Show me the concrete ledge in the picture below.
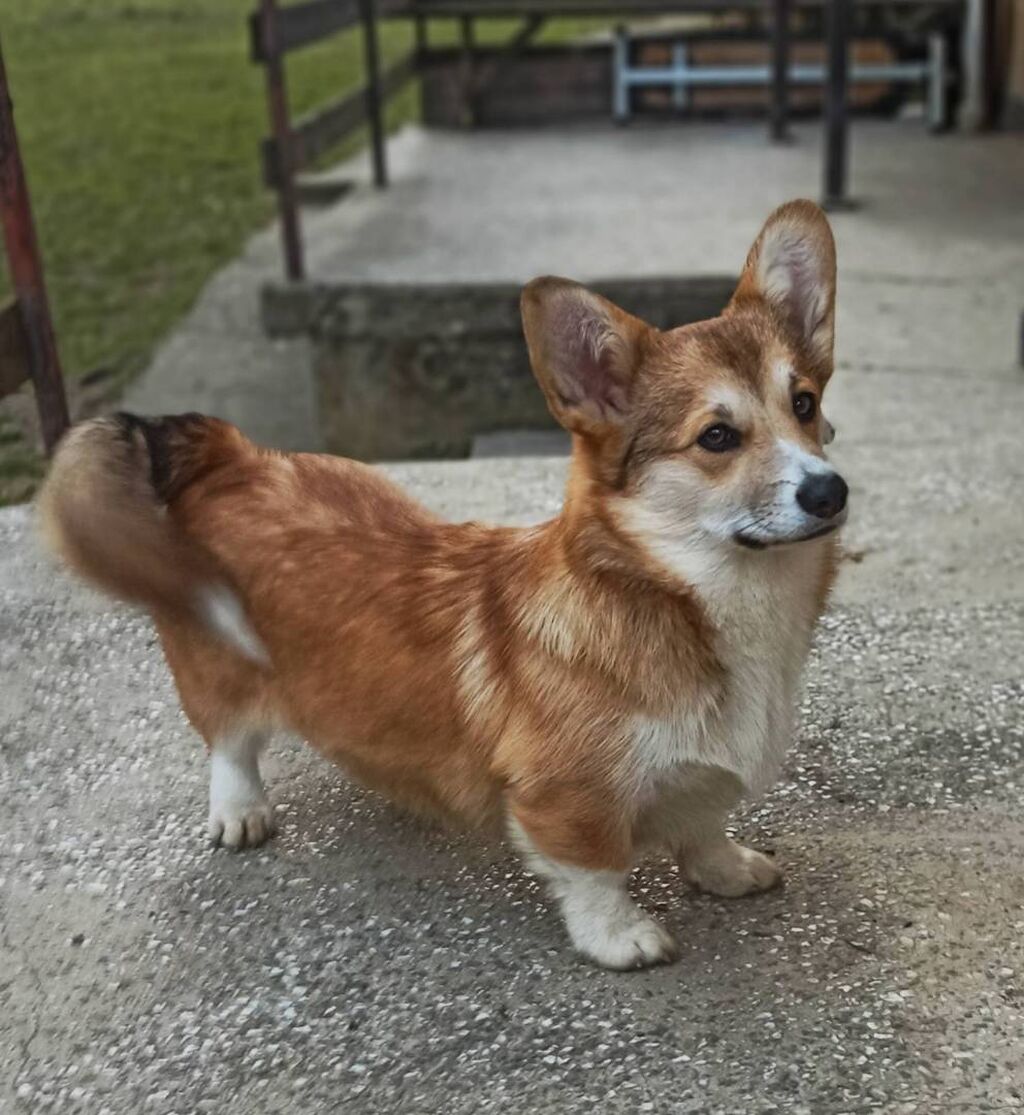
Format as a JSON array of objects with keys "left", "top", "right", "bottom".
[{"left": 262, "top": 275, "right": 736, "bottom": 459}]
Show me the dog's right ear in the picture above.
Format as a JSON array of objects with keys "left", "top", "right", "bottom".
[{"left": 521, "top": 278, "right": 648, "bottom": 437}]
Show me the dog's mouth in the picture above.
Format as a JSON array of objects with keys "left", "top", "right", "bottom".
[{"left": 733, "top": 521, "right": 841, "bottom": 551}]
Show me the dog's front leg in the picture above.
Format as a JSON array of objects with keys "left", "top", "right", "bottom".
[
  {"left": 671, "top": 767, "right": 781, "bottom": 898},
  {"left": 207, "top": 728, "right": 276, "bottom": 849},
  {"left": 680, "top": 828, "right": 782, "bottom": 897},
  {"left": 508, "top": 788, "right": 678, "bottom": 970}
]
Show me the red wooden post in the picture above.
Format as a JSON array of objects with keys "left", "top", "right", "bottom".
[
  {"left": 258, "top": 0, "right": 305, "bottom": 281},
  {"left": 0, "top": 35, "right": 70, "bottom": 453}
]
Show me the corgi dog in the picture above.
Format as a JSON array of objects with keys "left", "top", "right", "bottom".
[{"left": 40, "top": 200, "right": 847, "bottom": 970}]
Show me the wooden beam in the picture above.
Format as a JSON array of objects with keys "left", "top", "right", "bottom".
[
  {"left": 360, "top": 0, "right": 389, "bottom": 186},
  {"left": 400, "top": 0, "right": 960, "bottom": 16},
  {"left": 250, "top": 0, "right": 414, "bottom": 59},
  {"left": 258, "top": 0, "right": 305, "bottom": 279},
  {"left": 261, "top": 52, "right": 418, "bottom": 187},
  {"left": 0, "top": 44, "right": 69, "bottom": 451},
  {"left": 459, "top": 15, "right": 477, "bottom": 126},
  {"left": 0, "top": 299, "right": 29, "bottom": 399},
  {"left": 250, "top": 0, "right": 360, "bottom": 60},
  {"left": 472, "top": 14, "right": 545, "bottom": 99}
]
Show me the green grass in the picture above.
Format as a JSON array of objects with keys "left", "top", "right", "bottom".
[
  {"left": 0, "top": 0, "right": 420, "bottom": 501},
  {"left": 1, "top": 0, "right": 419, "bottom": 391},
  {"left": 0, "top": 1, "right": 601, "bottom": 502}
]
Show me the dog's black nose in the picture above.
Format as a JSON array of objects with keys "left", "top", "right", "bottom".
[{"left": 796, "top": 472, "right": 848, "bottom": 520}]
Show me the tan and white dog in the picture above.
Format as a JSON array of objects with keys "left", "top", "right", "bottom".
[{"left": 40, "top": 200, "right": 847, "bottom": 970}]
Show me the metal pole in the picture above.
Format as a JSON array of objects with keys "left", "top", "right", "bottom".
[
  {"left": 927, "top": 30, "right": 947, "bottom": 131},
  {"left": 822, "top": 0, "right": 853, "bottom": 209},
  {"left": 360, "top": 0, "right": 388, "bottom": 188},
  {"left": 459, "top": 15, "right": 476, "bottom": 127},
  {"left": 0, "top": 36, "right": 69, "bottom": 453},
  {"left": 414, "top": 0, "right": 428, "bottom": 61},
  {"left": 259, "top": 0, "right": 304, "bottom": 281},
  {"left": 613, "top": 26, "right": 630, "bottom": 122},
  {"left": 770, "top": 0, "right": 792, "bottom": 142}
]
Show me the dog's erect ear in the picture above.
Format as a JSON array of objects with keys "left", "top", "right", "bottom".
[
  {"left": 730, "top": 200, "right": 837, "bottom": 364},
  {"left": 520, "top": 278, "right": 647, "bottom": 436}
]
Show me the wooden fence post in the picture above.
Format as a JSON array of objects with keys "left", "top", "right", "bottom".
[
  {"left": 0, "top": 36, "right": 69, "bottom": 453},
  {"left": 258, "top": 0, "right": 305, "bottom": 280},
  {"left": 770, "top": 0, "right": 792, "bottom": 143},
  {"left": 822, "top": 0, "right": 854, "bottom": 208},
  {"left": 360, "top": 0, "right": 389, "bottom": 188}
]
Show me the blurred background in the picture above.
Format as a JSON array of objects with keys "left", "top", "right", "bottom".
[{"left": 1, "top": 0, "right": 1022, "bottom": 494}]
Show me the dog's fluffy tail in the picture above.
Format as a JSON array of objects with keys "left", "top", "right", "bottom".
[{"left": 38, "top": 412, "right": 268, "bottom": 664}]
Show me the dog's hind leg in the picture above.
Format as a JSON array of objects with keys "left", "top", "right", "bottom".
[
  {"left": 207, "top": 729, "right": 275, "bottom": 849},
  {"left": 155, "top": 615, "right": 279, "bottom": 850}
]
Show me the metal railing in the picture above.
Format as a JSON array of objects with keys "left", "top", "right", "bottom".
[
  {"left": 253, "top": 0, "right": 964, "bottom": 273},
  {"left": 249, "top": 0, "right": 417, "bottom": 280}
]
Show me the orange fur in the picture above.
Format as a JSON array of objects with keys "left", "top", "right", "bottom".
[{"left": 40, "top": 200, "right": 846, "bottom": 968}]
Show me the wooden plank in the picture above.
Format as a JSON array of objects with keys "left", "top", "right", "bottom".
[
  {"left": 262, "top": 92, "right": 365, "bottom": 186},
  {"left": 379, "top": 49, "right": 419, "bottom": 98},
  {"left": 258, "top": 0, "right": 305, "bottom": 279},
  {"left": 250, "top": 0, "right": 359, "bottom": 60},
  {"left": 261, "top": 52, "right": 417, "bottom": 186},
  {"left": 250, "top": 0, "right": 414, "bottom": 59},
  {"left": 360, "top": 0, "right": 389, "bottom": 185},
  {"left": 0, "top": 299, "right": 29, "bottom": 398},
  {"left": 401, "top": 0, "right": 960, "bottom": 16},
  {"left": 420, "top": 38, "right": 904, "bottom": 126},
  {"left": 471, "top": 14, "right": 545, "bottom": 100}
]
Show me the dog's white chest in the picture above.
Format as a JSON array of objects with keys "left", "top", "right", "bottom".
[{"left": 629, "top": 547, "right": 823, "bottom": 799}]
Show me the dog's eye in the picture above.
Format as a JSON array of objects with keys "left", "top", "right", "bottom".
[
  {"left": 697, "top": 424, "right": 741, "bottom": 452},
  {"left": 793, "top": 392, "right": 817, "bottom": 422}
]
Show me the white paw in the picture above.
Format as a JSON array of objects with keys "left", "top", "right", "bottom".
[
  {"left": 571, "top": 910, "right": 679, "bottom": 970},
  {"left": 685, "top": 840, "right": 782, "bottom": 898},
  {"left": 208, "top": 736, "right": 274, "bottom": 849},
  {"left": 208, "top": 799, "right": 276, "bottom": 849}
]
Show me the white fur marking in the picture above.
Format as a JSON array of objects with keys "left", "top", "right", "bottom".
[
  {"left": 616, "top": 451, "right": 836, "bottom": 801},
  {"left": 208, "top": 731, "right": 274, "bottom": 848},
  {"left": 705, "top": 383, "right": 752, "bottom": 422},
  {"left": 773, "top": 359, "right": 795, "bottom": 395},
  {"left": 508, "top": 820, "right": 677, "bottom": 969},
  {"left": 624, "top": 540, "right": 820, "bottom": 799},
  {"left": 198, "top": 584, "right": 270, "bottom": 666},
  {"left": 721, "top": 440, "right": 845, "bottom": 546}
]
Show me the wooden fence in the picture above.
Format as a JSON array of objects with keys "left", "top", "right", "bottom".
[
  {"left": 249, "top": 0, "right": 418, "bottom": 280},
  {"left": 251, "top": 0, "right": 968, "bottom": 280},
  {"left": 0, "top": 37, "right": 69, "bottom": 454}
]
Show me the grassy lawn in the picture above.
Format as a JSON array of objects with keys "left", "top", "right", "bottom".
[
  {"left": 0, "top": 1, "right": 598, "bottom": 503},
  {"left": 0, "top": 0, "right": 415, "bottom": 502},
  {"left": 2, "top": 0, "right": 420, "bottom": 390}
]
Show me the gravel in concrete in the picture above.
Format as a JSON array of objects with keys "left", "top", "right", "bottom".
[
  {"left": 3, "top": 370, "right": 1024, "bottom": 1111},
  {"left": 4, "top": 117, "right": 1024, "bottom": 1114}
]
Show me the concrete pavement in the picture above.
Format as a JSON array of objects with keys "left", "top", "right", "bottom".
[
  {"left": 3, "top": 118, "right": 1024, "bottom": 1113},
  {"left": 3, "top": 371, "right": 1024, "bottom": 1111}
]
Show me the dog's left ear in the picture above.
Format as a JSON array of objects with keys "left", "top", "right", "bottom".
[
  {"left": 521, "top": 277, "right": 648, "bottom": 437},
  {"left": 729, "top": 200, "right": 837, "bottom": 364}
]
